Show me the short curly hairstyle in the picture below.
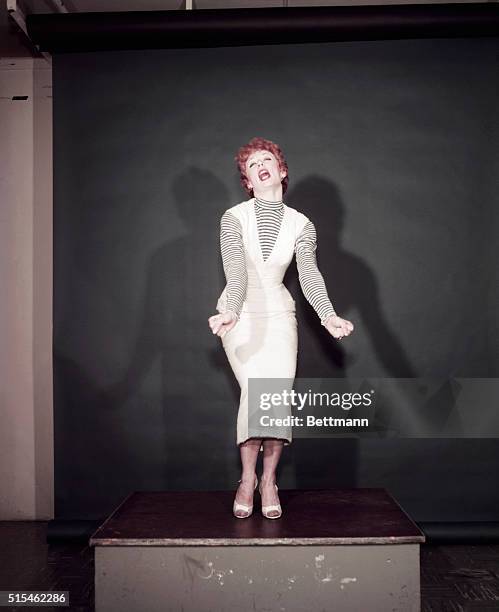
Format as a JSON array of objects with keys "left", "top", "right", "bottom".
[{"left": 235, "top": 137, "right": 289, "bottom": 197}]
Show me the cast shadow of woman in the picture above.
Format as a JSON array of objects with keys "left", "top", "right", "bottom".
[
  {"left": 99, "top": 168, "right": 239, "bottom": 490},
  {"left": 283, "top": 176, "right": 420, "bottom": 490}
]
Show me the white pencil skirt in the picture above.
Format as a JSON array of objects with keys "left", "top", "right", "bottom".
[{"left": 221, "top": 310, "right": 298, "bottom": 450}]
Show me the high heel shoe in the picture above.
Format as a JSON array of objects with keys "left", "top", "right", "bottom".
[
  {"left": 259, "top": 481, "right": 282, "bottom": 519},
  {"left": 233, "top": 475, "right": 258, "bottom": 518}
]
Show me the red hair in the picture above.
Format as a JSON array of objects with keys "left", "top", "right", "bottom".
[{"left": 235, "top": 137, "right": 289, "bottom": 197}]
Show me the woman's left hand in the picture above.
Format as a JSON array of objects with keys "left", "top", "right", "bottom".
[
  {"left": 323, "top": 315, "right": 354, "bottom": 340},
  {"left": 208, "top": 311, "right": 238, "bottom": 338}
]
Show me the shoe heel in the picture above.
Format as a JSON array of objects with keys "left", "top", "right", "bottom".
[
  {"left": 260, "top": 483, "right": 282, "bottom": 519},
  {"left": 233, "top": 475, "right": 258, "bottom": 519}
]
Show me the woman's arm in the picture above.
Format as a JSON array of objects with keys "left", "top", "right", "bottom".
[
  {"left": 295, "top": 220, "right": 337, "bottom": 326},
  {"left": 220, "top": 210, "right": 248, "bottom": 319}
]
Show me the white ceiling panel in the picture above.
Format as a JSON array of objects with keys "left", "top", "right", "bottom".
[
  {"left": 288, "top": 0, "right": 483, "bottom": 4},
  {"left": 195, "top": 0, "right": 284, "bottom": 7},
  {"left": 23, "top": 0, "right": 183, "bottom": 12}
]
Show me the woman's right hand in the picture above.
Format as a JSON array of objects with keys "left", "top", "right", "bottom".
[{"left": 208, "top": 311, "right": 238, "bottom": 338}]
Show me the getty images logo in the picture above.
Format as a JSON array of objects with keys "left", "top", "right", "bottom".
[{"left": 259, "top": 389, "right": 375, "bottom": 411}]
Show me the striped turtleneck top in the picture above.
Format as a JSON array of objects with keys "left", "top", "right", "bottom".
[{"left": 220, "top": 196, "right": 337, "bottom": 326}]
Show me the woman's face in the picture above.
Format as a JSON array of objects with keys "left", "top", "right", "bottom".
[{"left": 245, "top": 149, "right": 286, "bottom": 193}]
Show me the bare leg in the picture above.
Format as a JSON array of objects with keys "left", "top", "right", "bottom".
[
  {"left": 260, "top": 439, "right": 284, "bottom": 517},
  {"left": 234, "top": 438, "right": 261, "bottom": 517}
]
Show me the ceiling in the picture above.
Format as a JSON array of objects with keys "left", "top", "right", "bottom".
[{"left": 1, "top": 0, "right": 495, "bottom": 58}]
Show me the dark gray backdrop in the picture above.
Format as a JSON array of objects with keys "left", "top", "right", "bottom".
[{"left": 53, "top": 38, "right": 499, "bottom": 520}]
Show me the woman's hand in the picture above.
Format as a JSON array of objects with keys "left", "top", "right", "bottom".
[
  {"left": 208, "top": 311, "right": 238, "bottom": 338},
  {"left": 323, "top": 314, "right": 354, "bottom": 341}
]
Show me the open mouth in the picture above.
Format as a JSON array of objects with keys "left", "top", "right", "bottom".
[{"left": 258, "top": 170, "right": 271, "bottom": 180}]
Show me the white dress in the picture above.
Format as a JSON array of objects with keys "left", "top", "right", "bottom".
[{"left": 216, "top": 197, "right": 311, "bottom": 450}]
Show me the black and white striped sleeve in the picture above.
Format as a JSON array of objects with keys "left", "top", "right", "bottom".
[
  {"left": 220, "top": 210, "right": 247, "bottom": 319},
  {"left": 295, "top": 220, "right": 337, "bottom": 325}
]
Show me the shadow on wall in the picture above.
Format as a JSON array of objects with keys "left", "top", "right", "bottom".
[
  {"left": 94, "top": 168, "right": 235, "bottom": 492},
  {"left": 285, "top": 176, "right": 419, "bottom": 489}
]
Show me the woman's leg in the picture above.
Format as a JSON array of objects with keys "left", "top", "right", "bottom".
[
  {"left": 260, "top": 439, "right": 284, "bottom": 517},
  {"left": 234, "top": 438, "right": 262, "bottom": 517}
]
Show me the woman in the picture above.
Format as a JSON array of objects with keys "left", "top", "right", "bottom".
[{"left": 208, "top": 137, "right": 354, "bottom": 519}]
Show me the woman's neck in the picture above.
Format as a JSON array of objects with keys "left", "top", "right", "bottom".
[{"left": 253, "top": 184, "right": 283, "bottom": 203}]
